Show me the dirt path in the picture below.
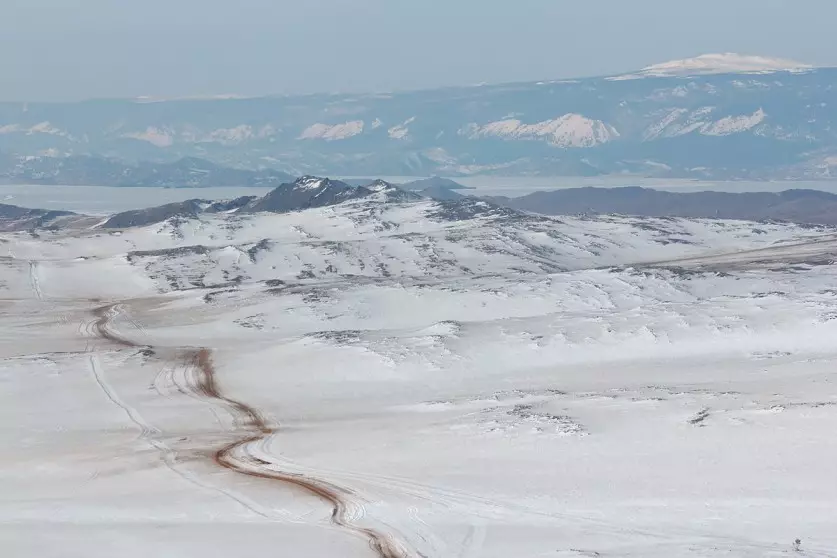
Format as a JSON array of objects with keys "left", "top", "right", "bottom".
[{"left": 91, "top": 302, "right": 415, "bottom": 558}]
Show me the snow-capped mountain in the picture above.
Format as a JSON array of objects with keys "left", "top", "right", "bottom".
[
  {"left": 621, "top": 53, "right": 813, "bottom": 79},
  {"left": 1, "top": 54, "right": 835, "bottom": 180}
]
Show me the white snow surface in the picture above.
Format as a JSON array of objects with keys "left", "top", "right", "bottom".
[
  {"left": 462, "top": 114, "right": 619, "bottom": 147},
  {"left": 295, "top": 175, "right": 328, "bottom": 191},
  {"left": 645, "top": 107, "right": 767, "bottom": 140},
  {"left": 3, "top": 194, "right": 837, "bottom": 557},
  {"left": 299, "top": 120, "right": 365, "bottom": 141},
  {"left": 388, "top": 117, "right": 416, "bottom": 140},
  {"left": 702, "top": 108, "right": 767, "bottom": 136},
  {"left": 122, "top": 126, "right": 175, "bottom": 147},
  {"left": 614, "top": 53, "right": 813, "bottom": 79}
]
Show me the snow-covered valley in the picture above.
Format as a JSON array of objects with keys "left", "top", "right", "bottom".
[{"left": 2, "top": 189, "right": 837, "bottom": 557}]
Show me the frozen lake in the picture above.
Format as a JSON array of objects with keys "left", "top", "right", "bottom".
[
  {"left": 4, "top": 177, "right": 837, "bottom": 214},
  {"left": 0, "top": 184, "right": 274, "bottom": 215}
]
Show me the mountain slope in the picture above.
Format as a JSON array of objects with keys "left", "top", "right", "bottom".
[{"left": 7, "top": 189, "right": 828, "bottom": 292}]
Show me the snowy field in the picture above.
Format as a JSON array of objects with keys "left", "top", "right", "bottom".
[{"left": 2, "top": 193, "right": 837, "bottom": 557}]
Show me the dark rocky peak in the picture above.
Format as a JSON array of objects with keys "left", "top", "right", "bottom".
[
  {"left": 0, "top": 203, "right": 83, "bottom": 232},
  {"left": 102, "top": 199, "right": 211, "bottom": 229},
  {"left": 244, "top": 176, "right": 370, "bottom": 213},
  {"left": 100, "top": 195, "right": 258, "bottom": 229}
]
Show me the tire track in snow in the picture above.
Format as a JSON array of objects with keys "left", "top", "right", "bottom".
[
  {"left": 91, "top": 302, "right": 418, "bottom": 558},
  {"left": 29, "top": 261, "right": 43, "bottom": 300},
  {"left": 458, "top": 522, "right": 486, "bottom": 558},
  {"left": 86, "top": 351, "right": 277, "bottom": 520}
]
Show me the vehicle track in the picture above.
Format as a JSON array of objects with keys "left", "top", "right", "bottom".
[
  {"left": 86, "top": 352, "right": 275, "bottom": 520},
  {"left": 28, "top": 261, "right": 43, "bottom": 300},
  {"left": 90, "top": 302, "right": 415, "bottom": 558}
]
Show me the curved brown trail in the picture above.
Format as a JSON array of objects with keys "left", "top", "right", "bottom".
[{"left": 92, "top": 303, "right": 414, "bottom": 558}]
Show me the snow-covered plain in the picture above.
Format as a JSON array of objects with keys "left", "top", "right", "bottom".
[{"left": 2, "top": 194, "right": 837, "bottom": 557}]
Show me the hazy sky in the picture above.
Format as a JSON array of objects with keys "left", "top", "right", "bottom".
[{"left": 1, "top": 0, "right": 835, "bottom": 101}]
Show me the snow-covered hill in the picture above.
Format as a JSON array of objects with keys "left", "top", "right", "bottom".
[
  {"left": 3, "top": 188, "right": 837, "bottom": 557},
  {"left": 6, "top": 179, "right": 831, "bottom": 287},
  {"left": 625, "top": 53, "right": 813, "bottom": 78}
]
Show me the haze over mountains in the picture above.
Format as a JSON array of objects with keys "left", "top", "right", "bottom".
[{"left": 1, "top": 54, "right": 836, "bottom": 181}]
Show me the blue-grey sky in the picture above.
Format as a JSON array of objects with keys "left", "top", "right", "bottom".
[{"left": 1, "top": 0, "right": 834, "bottom": 101}]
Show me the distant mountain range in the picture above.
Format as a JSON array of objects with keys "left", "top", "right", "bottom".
[
  {"left": 0, "top": 54, "right": 835, "bottom": 181},
  {"left": 489, "top": 187, "right": 837, "bottom": 225},
  {"left": 0, "top": 155, "right": 293, "bottom": 187}
]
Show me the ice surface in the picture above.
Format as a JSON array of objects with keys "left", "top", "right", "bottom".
[{"left": 2, "top": 194, "right": 837, "bottom": 557}]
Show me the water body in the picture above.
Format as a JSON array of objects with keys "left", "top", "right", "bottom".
[
  {"left": 4, "top": 177, "right": 837, "bottom": 214},
  {"left": 0, "top": 185, "right": 273, "bottom": 215}
]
